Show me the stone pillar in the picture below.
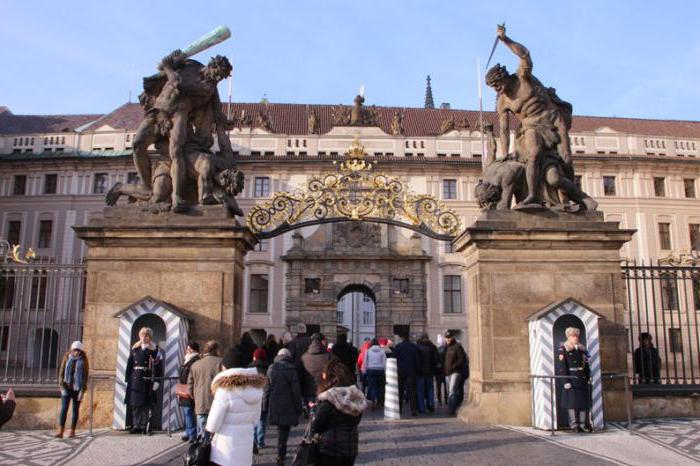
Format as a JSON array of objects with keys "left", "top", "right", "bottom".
[
  {"left": 452, "top": 210, "right": 634, "bottom": 425},
  {"left": 73, "top": 206, "right": 255, "bottom": 427}
]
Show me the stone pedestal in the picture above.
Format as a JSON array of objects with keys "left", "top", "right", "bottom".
[
  {"left": 73, "top": 206, "right": 255, "bottom": 427},
  {"left": 452, "top": 210, "right": 635, "bottom": 425}
]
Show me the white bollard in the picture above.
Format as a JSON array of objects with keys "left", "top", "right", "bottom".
[{"left": 384, "top": 358, "right": 400, "bottom": 420}]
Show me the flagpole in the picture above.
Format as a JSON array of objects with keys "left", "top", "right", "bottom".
[
  {"left": 477, "top": 56, "right": 486, "bottom": 171},
  {"left": 227, "top": 58, "right": 233, "bottom": 138}
]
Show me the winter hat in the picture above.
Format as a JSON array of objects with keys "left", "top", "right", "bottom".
[
  {"left": 277, "top": 348, "right": 292, "bottom": 359},
  {"left": 70, "top": 341, "right": 84, "bottom": 352},
  {"left": 378, "top": 338, "right": 388, "bottom": 347},
  {"left": 253, "top": 348, "right": 267, "bottom": 361},
  {"left": 221, "top": 347, "right": 241, "bottom": 370}
]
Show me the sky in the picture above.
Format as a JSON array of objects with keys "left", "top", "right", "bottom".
[{"left": 1, "top": 0, "right": 699, "bottom": 120}]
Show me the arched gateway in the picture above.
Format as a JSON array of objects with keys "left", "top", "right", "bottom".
[{"left": 247, "top": 138, "right": 462, "bottom": 340}]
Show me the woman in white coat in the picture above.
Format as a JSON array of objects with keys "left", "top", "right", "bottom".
[{"left": 206, "top": 366, "right": 267, "bottom": 466}]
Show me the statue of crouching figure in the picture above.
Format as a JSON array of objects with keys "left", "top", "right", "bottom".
[
  {"left": 475, "top": 123, "right": 526, "bottom": 210},
  {"left": 106, "top": 145, "right": 244, "bottom": 217},
  {"left": 475, "top": 155, "right": 526, "bottom": 210}
]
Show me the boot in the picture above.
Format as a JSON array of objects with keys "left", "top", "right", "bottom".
[
  {"left": 68, "top": 428, "right": 76, "bottom": 438},
  {"left": 55, "top": 426, "right": 64, "bottom": 438},
  {"left": 275, "top": 456, "right": 285, "bottom": 466}
]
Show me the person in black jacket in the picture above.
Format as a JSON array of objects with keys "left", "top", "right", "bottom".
[
  {"left": 416, "top": 334, "right": 438, "bottom": 414},
  {"left": 310, "top": 359, "right": 367, "bottom": 466},
  {"left": 264, "top": 334, "right": 279, "bottom": 366},
  {"left": 443, "top": 330, "right": 468, "bottom": 416},
  {"left": 556, "top": 327, "right": 592, "bottom": 433},
  {"left": 0, "top": 388, "right": 16, "bottom": 429},
  {"left": 392, "top": 332, "right": 422, "bottom": 416},
  {"left": 125, "top": 327, "right": 163, "bottom": 435},
  {"left": 177, "top": 340, "right": 199, "bottom": 442},
  {"left": 237, "top": 331, "right": 258, "bottom": 368},
  {"left": 634, "top": 332, "right": 661, "bottom": 384},
  {"left": 332, "top": 333, "right": 359, "bottom": 376},
  {"left": 263, "top": 348, "right": 302, "bottom": 465}
]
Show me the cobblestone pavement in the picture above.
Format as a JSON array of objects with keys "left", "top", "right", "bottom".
[
  {"left": 3, "top": 413, "right": 700, "bottom": 465},
  {"left": 613, "top": 417, "right": 700, "bottom": 463}
]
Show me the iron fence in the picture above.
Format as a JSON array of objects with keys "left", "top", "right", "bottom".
[
  {"left": 623, "top": 259, "right": 700, "bottom": 385},
  {"left": 0, "top": 259, "right": 86, "bottom": 385}
]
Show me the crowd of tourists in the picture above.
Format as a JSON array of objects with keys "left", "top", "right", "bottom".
[{"left": 0, "top": 320, "right": 630, "bottom": 464}]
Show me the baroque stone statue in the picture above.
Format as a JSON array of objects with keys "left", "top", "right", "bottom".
[
  {"left": 308, "top": 109, "right": 318, "bottom": 134},
  {"left": 391, "top": 111, "right": 404, "bottom": 136},
  {"left": 482, "top": 24, "right": 597, "bottom": 212},
  {"left": 119, "top": 35, "right": 244, "bottom": 216}
]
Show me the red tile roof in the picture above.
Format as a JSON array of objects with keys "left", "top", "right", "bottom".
[
  {"left": 0, "top": 109, "right": 102, "bottom": 135},
  {"left": 4, "top": 102, "right": 700, "bottom": 139}
]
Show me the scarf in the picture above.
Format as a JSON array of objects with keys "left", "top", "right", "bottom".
[{"left": 64, "top": 354, "right": 84, "bottom": 391}]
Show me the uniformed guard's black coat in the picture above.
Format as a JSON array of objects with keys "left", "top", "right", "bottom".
[
  {"left": 556, "top": 343, "right": 590, "bottom": 409},
  {"left": 125, "top": 344, "right": 163, "bottom": 407}
]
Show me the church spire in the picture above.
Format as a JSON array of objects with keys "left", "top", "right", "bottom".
[{"left": 424, "top": 75, "right": 435, "bottom": 109}]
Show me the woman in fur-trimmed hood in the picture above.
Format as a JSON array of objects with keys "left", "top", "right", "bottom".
[
  {"left": 310, "top": 359, "right": 368, "bottom": 466},
  {"left": 206, "top": 366, "right": 267, "bottom": 466}
]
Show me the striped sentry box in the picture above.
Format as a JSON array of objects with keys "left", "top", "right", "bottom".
[
  {"left": 113, "top": 296, "right": 191, "bottom": 431},
  {"left": 527, "top": 297, "right": 604, "bottom": 431},
  {"left": 384, "top": 358, "right": 400, "bottom": 420}
]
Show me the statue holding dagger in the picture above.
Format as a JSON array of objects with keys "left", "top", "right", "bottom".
[{"left": 482, "top": 24, "right": 597, "bottom": 212}]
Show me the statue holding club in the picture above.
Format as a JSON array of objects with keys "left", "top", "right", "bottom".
[{"left": 120, "top": 25, "right": 244, "bottom": 215}]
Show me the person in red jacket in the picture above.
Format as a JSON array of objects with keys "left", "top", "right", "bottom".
[{"left": 356, "top": 338, "right": 372, "bottom": 394}]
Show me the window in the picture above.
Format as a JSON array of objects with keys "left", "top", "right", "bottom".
[
  {"left": 658, "top": 222, "right": 672, "bottom": 250},
  {"left": 38, "top": 220, "right": 52, "bottom": 248},
  {"left": 127, "top": 172, "right": 140, "bottom": 185},
  {"left": 93, "top": 173, "right": 108, "bottom": 194},
  {"left": 660, "top": 273, "right": 679, "bottom": 311},
  {"left": 690, "top": 224, "right": 700, "bottom": 251},
  {"left": 392, "top": 278, "right": 410, "bottom": 296},
  {"left": 668, "top": 328, "right": 683, "bottom": 353},
  {"left": 574, "top": 175, "right": 582, "bottom": 190},
  {"left": 443, "top": 179, "right": 457, "bottom": 200},
  {"left": 253, "top": 177, "right": 270, "bottom": 198},
  {"left": 0, "top": 326, "right": 7, "bottom": 351},
  {"left": 603, "top": 176, "right": 616, "bottom": 196},
  {"left": 30, "top": 272, "right": 47, "bottom": 310},
  {"left": 13, "top": 175, "right": 26, "bottom": 195},
  {"left": 44, "top": 174, "right": 57, "bottom": 194},
  {"left": 694, "top": 277, "right": 700, "bottom": 311},
  {"left": 7, "top": 221, "right": 21, "bottom": 246},
  {"left": 304, "top": 278, "right": 321, "bottom": 294},
  {"left": 254, "top": 239, "right": 268, "bottom": 252},
  {"left": 684, "top": 179, "right": 696, "bottom": 198},
  {"left": 653, "top": 177, "right": 666, "bottom": 197},
  {"left": 437, "top": 153, "right": 446, "bottom": 158},
  {"left": 249, "top": 274, "right": 268, "bottom": 313},
  {"left": 0, "top": 277, "right": 15, "bottom": 309},
  {"left": 443, "top": 275, "right": 462, "bottom": 313}
]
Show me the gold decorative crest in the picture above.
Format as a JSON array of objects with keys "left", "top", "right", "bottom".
[
  {"left": 246, "top": 138, "right": 463, "bottom": 240},
  {"left": 1, "top": 240, "right": 36, "bottom": 264}
]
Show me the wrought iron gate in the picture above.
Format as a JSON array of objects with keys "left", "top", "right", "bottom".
[
  {"left": 623, "top": 258, "right": 700, "bottom": 385},
  {"left": 0, "top": 251, "right": 86, "bottom": 386}
]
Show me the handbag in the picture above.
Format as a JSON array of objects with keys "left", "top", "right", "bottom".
[
  {"left": 183, "top": 435, "right": 211, "bottom": 466},
  {"left": 291, "top": 422, "right": 319, "bottom": 466},
  {"left": 175, "top": 383, "right": 190, "bottom": 400}
]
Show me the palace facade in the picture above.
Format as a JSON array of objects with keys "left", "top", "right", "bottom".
[{"left": 1, "top": 100, "right": 699, "bottom": 345}]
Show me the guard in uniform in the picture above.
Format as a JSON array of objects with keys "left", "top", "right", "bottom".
[
  {"left": 556, "top": 327, "right": 592, "bottom": 432},
  {"left": 125, "top": 327, "right": 163, "bottom": 434}
]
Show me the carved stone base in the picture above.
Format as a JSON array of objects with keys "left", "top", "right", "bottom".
[
  {"left": 73, "top": 205, "right": 255, "bottom": 427},
  {"left": 453, "top": 209, "right": 634, "bottom": 425}
]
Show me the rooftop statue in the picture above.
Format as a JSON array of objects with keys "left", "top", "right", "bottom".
[
  {"left": 112, "top": 26, "right": 245, "bottom": 216},
  {"left": 482, "top": 24, "right": 597, "bottom": 212}
]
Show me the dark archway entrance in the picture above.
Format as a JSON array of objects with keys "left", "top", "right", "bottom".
[
  {"left": 126, "top": 313, "right": 166, "bottom": 430},
  {"left": 337, "top": 285, "right": 376, "bottom": 347}
]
